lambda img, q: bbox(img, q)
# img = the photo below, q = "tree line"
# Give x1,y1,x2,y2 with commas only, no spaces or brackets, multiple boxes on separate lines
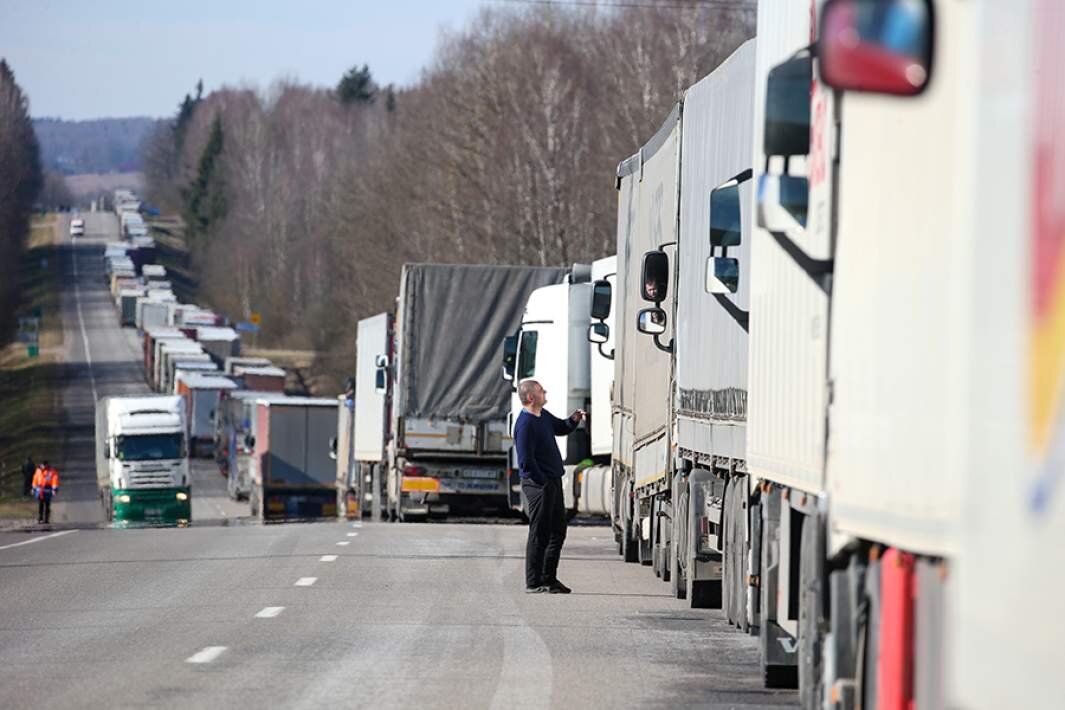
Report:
142,3,755,391
0,60,43,341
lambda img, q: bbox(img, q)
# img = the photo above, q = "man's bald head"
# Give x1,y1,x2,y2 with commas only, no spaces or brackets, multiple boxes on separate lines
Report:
518,379,543,406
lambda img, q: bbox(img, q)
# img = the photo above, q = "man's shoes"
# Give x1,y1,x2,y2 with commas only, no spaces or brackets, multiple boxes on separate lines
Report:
525,585,548,594
545,580,572,594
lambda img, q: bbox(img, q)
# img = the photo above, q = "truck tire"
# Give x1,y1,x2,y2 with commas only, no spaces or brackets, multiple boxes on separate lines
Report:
651,497,662,577
798,513,825,710
671,484,686,598
690,483,724,613
621,489,639,564
660,503,671,583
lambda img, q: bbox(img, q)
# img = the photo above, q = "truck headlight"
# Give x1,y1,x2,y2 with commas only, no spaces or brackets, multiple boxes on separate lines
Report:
175,492,188,501
116,494,131,503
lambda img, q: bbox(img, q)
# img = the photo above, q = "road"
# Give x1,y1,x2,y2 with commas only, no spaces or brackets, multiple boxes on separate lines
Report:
0,211,797,709
51,211,245,525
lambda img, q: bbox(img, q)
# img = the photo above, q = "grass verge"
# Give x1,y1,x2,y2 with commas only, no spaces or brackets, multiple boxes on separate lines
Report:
0,215,65,516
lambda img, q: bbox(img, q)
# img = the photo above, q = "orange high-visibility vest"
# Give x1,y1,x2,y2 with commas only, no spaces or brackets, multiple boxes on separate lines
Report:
32,467,59,497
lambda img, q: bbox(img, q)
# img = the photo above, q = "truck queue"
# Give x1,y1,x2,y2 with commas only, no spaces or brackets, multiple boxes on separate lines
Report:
90,2,1065,707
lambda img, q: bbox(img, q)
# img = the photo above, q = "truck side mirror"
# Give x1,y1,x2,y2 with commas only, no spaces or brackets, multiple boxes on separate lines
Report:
590,279,612,320
819,0,933,96
705,257,740,295
104,441,112,459
501,334,518,382
329,436,338,461
640,250,669,303
637,307,667,335
588,322,609,344
764,55,812,157
374,354,388,368
244,434,255,451
374,368,387,394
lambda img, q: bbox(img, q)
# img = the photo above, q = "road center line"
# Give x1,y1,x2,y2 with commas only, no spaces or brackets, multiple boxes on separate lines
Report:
0,529,77,551
336,541,350,546
70,244,98,402
186,646,227,664
255,606,285,618
319,554,337,562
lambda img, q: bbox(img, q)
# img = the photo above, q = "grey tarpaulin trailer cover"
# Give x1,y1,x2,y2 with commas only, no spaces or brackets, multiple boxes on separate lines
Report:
396,263,566,422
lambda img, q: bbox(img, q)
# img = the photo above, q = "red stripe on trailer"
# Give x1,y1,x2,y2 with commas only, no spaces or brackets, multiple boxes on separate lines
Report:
877,548,915,710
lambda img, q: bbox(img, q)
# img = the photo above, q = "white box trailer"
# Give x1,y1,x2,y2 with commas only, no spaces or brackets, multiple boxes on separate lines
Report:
175,373,237,458
224,356,271,375
142,264,167,282
194,326,240,365
164,353,213,395
138,299,170,332
948,3,1065,708
154,339,202,391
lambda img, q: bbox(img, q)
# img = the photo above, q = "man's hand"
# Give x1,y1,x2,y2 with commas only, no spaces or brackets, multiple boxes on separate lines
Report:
569,409,587,423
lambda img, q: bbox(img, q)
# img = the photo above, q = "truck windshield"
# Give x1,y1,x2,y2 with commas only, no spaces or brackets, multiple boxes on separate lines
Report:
116,433,184,461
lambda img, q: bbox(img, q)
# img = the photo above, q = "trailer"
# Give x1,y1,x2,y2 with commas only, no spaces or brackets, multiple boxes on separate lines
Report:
175,373,236,458
194,326,240,365
234,365,286,393
215,390,286,501
247,397,338,521
385,264,566,520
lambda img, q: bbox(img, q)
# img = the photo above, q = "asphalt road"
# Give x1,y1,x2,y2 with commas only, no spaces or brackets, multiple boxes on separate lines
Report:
50,212,246,525
0,211,798,709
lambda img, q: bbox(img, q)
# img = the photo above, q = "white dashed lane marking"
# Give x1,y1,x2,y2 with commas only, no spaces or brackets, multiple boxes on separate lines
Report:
186,646,227,664
255,607,285,619
295,577,318,586
336,541,350,546
319,555,337,562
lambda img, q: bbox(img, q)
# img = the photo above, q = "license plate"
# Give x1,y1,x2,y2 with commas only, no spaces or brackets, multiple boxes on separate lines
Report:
462,469,499,480
144,507,162,517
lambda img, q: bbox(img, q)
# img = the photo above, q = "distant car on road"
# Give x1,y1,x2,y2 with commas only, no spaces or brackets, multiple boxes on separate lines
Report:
70,218,85,237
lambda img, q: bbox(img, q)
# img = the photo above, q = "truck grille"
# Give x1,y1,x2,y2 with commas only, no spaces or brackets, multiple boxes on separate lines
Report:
129,469,175,487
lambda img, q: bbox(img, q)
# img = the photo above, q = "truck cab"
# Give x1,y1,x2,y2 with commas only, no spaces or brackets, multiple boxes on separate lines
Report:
503,266,592,512
96,395,191,524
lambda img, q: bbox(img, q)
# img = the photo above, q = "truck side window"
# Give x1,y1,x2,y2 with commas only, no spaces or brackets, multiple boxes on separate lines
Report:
517,331,538,380
710,182,742,247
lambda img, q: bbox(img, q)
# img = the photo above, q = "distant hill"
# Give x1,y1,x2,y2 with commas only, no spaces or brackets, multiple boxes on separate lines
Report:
33,117,163,175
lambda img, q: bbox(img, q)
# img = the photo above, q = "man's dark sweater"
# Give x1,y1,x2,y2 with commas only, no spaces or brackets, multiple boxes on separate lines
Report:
513,408,577,484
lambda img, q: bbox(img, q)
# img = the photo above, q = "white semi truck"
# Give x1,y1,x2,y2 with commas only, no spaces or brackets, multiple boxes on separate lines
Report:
502,259,614,517
95,395,191,524
340,312,393,520
604,2,1042,708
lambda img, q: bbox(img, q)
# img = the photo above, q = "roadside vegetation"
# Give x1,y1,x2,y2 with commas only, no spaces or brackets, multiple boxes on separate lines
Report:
140,2,756,391
0,216,63,518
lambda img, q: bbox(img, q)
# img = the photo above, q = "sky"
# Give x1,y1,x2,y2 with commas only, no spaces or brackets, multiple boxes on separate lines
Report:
0,0,490,120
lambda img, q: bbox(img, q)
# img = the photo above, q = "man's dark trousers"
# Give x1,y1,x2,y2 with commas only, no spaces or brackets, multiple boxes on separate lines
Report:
37,493,52,524
523,477,567,588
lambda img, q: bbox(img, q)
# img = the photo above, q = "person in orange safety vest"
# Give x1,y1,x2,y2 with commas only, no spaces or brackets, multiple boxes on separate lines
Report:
32,461,59,524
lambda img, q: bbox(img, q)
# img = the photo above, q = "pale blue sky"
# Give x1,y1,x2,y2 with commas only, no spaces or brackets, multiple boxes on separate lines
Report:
0,0,490,120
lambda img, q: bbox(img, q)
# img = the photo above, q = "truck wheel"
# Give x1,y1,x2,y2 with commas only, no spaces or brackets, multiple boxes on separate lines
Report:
621,494,639,564
686,515,722,608
660,506,671,583
671,478,687,598
798,514,825,710
651,498,662,577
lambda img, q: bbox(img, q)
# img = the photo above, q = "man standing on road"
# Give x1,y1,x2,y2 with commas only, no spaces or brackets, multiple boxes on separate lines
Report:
513,379,585,594
32,461,59,524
